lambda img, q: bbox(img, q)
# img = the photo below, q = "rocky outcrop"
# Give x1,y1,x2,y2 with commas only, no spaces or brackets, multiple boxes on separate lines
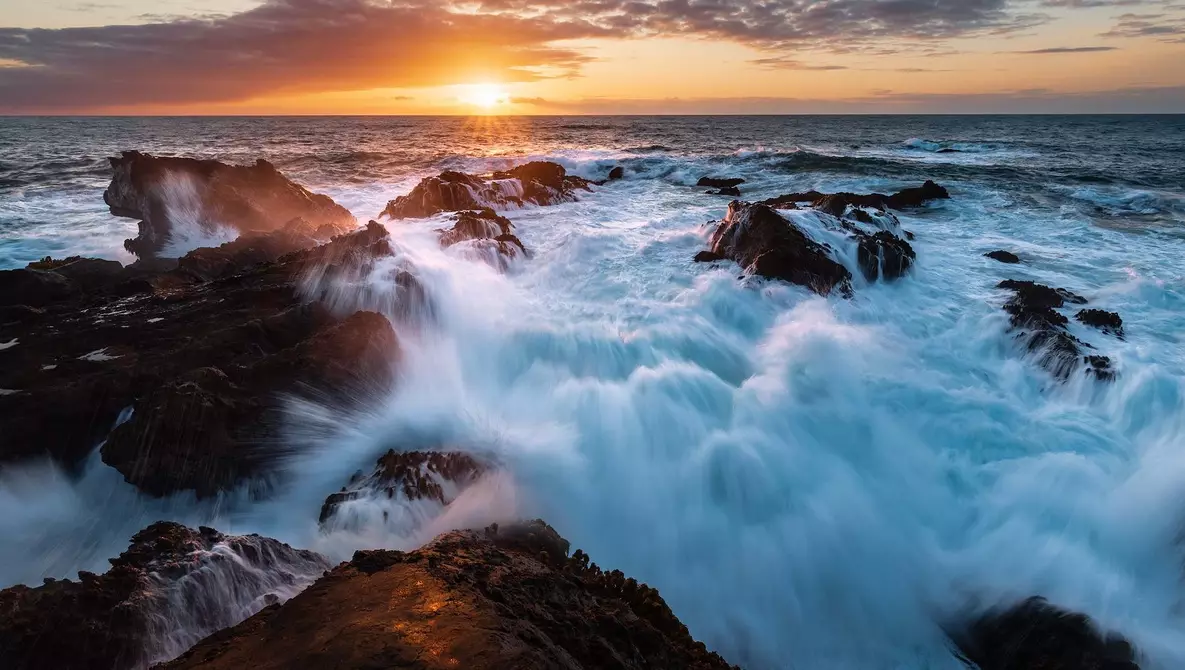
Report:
952,597,1139,670
608,166,625,181
856,230,916,281
435,209,529,271
160,520,737,670
998,280,1115,381
0,223,404,497
702,201,853,296
762,181,950,211
697,177,745,189
381,162,592,219
319,450,487,528
1076,309,1124,338
985,250,1021,264
0,522,329,670
105,151,355,258
709,186,742,197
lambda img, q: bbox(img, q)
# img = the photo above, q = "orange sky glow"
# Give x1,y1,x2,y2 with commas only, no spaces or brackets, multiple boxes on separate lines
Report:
2,1,1184,114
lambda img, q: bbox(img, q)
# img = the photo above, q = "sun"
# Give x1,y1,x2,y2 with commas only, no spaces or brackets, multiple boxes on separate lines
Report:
460,83,508,111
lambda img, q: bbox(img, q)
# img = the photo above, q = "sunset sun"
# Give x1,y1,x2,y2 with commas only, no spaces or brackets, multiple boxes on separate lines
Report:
460,83,508,111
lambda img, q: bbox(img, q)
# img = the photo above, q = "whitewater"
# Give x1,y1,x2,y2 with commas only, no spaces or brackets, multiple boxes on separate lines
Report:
2,115,1185,668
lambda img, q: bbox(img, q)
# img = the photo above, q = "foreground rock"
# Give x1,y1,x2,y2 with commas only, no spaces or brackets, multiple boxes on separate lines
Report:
436,209,529,271
319,450,488,529
381,161,592,219
998,279,1115,381
0,223,404,497
762,180,950,211
0,522,329,670
953,597,1139,670
105,151,355,258
160,520,737,670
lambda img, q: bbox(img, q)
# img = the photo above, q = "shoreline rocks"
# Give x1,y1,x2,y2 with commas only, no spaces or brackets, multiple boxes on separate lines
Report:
105,151,355,259
381,161,592,219
697,176,745,189
997,280,1116,381
762,181,950,211
985,250,1021,264
159,520,738,670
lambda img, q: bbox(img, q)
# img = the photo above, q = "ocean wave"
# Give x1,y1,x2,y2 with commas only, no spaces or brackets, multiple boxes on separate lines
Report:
903,138,998,154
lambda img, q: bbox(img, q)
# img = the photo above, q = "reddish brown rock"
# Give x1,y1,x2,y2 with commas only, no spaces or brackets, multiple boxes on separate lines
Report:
319,450,487,526
105,151,355,258
381,162,592,219
158,520,737,670
0,522,328,670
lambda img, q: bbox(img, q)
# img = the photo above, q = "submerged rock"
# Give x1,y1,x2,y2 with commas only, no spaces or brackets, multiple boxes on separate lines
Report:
952,597,1139,670
0,223,404,497
997,280,1113,381
985,250,1021,264
105,151,355,258
762,181,950,211
159,520,737,670
381,161,592,219
697,176,745,189
709,186,742,197
0,522,329,670
702,201,853,296
319,450,487,528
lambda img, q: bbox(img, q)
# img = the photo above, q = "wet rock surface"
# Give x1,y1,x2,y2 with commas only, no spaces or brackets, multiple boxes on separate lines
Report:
1077,308,1125,338
0,522,328,670
159,520,737,670
105,151,355,258
0,222,401,497
985,250,1021,264
997,279,1115,381
319,449,488,526
855,229,916,281
704,201,853,296
381,161,592,219
762,180,950,211
953,597,1139,670
697,176,745,189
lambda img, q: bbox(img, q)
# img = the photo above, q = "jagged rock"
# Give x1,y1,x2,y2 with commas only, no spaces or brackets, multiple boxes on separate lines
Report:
104,151,355,258
608,166,625,180
762,181,950,211
701,201,852,296
694,250,726,263
952,597,1138,670
1076,309,1124,338
318,450,487,526
0,522,328,670
997,280,1110,381
382,162,591,219
176,220,319,282
438,209,513,247
856,230,916,281
711,186,741,197
985,250,1021,264
158,520,737,670
0,268,79,307
697,176,745,189
0,223,405,497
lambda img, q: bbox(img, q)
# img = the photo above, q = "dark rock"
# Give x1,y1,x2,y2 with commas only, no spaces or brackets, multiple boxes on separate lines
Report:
105,151,355,258
712,186,742,197
953,597,1138,670
856,230,916,281
1076,309,1124,338
997,280,1107,381
438,208,514,248
158,520,737,670
608,166,625,180
0,223,404,497
318,450,487,526
0,268,78,307
697,177,745,189
0,522,328,670
702,201,852,296
694,250,726,263
1085,355,1117,381
762,181,950,212
985,250,1021,264
176,221,319,282
382,162,591,219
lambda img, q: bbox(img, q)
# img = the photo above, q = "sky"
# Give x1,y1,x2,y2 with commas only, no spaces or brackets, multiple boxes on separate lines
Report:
1,0,1184,114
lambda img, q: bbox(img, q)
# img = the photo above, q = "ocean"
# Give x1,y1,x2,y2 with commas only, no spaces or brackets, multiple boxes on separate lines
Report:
2,115,1185,668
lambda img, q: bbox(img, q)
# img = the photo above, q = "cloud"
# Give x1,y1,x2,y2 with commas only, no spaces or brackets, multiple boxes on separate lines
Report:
512,85,1185,114
1101,12,1185,41
1012,45,1118,52
0,0,606,111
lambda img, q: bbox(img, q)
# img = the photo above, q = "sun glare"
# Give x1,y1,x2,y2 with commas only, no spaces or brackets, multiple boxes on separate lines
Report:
460,83,508,111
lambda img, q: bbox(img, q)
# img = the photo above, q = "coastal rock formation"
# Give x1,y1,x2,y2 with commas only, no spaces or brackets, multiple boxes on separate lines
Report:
997,279,1115,381
105,151,355,258
0,223,403,497
0,522,329,670
953,597,1139,670
381,161,592,219
985,250,1021,264
856,229,916,281
160,520,737,670
702,201,853,296
1076,309,1125,338
762,180,950,211
319,450,488,528
709,186,742,197
697,176,745,189
608,166,625,180
436,209,529,271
